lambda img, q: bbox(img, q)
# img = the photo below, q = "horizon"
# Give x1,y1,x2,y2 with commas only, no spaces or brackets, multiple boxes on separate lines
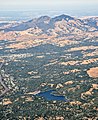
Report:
0,0,98,22
0,0,98,17
0,11,98,22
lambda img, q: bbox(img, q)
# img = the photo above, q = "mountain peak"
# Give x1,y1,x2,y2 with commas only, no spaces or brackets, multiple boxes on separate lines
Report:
52,14,74,22
37,16,50,22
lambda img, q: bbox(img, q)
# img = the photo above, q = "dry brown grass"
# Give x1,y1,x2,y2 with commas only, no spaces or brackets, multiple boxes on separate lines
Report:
87,67,98,78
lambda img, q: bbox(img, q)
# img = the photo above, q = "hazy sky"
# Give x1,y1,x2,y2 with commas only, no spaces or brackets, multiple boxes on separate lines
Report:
0,0,97,11
0,0,98,17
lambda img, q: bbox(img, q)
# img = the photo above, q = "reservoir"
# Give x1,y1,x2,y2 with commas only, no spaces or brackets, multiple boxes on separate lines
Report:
36,90,66,101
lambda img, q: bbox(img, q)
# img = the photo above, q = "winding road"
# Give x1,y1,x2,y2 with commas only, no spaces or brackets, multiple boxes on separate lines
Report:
0,60,9,97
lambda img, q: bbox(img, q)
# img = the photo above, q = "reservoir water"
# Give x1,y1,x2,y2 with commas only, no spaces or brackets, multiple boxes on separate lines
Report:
36,90,66,101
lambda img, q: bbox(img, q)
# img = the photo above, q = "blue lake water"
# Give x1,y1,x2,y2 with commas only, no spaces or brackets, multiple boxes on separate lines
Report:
36,90,66,101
